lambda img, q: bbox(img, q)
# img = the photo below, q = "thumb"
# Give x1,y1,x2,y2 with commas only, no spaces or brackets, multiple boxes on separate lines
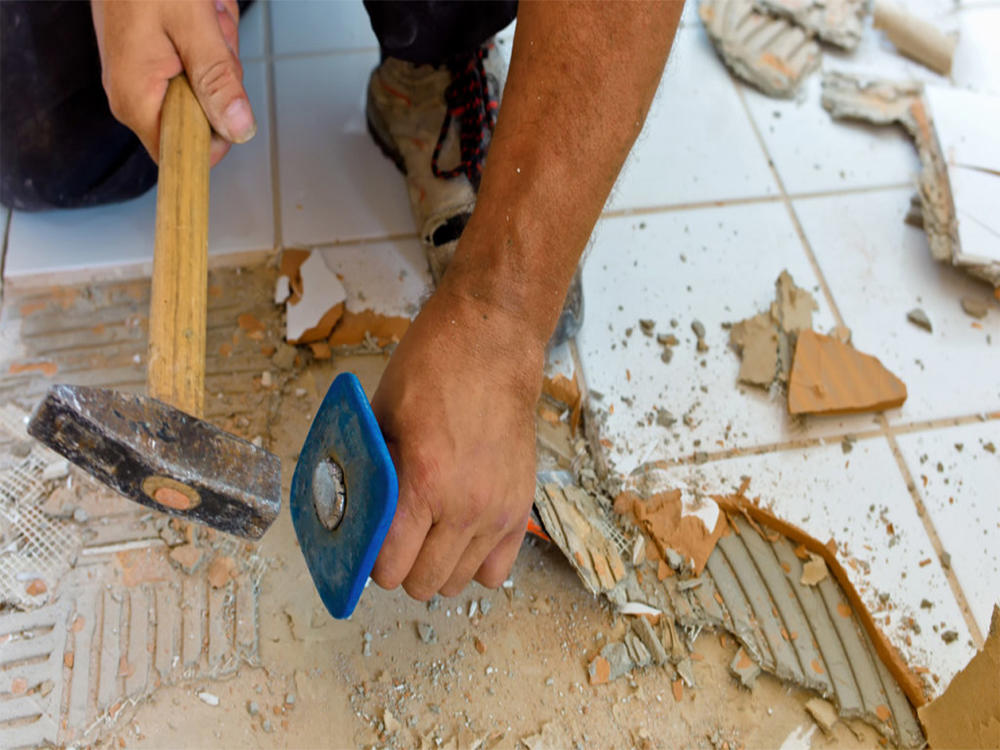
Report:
168,4,256,145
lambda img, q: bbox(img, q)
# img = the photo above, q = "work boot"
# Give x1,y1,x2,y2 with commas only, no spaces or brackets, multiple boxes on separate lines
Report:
366,42,504,284
366,41,584,346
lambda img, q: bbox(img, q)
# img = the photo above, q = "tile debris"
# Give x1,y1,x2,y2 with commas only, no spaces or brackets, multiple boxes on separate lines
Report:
906,308,932,333
729,270,817,390
757,0,866,50
872,0,956,75
787,329,907,415
535,472,926,748
821,73,1000,288
699,0,821,98
960,297,989,319
917,605,1000,750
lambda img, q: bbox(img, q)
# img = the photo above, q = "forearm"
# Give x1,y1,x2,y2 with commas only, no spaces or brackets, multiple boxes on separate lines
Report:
446,0,683,346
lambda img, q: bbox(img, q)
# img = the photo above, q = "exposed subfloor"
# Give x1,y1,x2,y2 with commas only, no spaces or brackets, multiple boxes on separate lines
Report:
0,268,888,749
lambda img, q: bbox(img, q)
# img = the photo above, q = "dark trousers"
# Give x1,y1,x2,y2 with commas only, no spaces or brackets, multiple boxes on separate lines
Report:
0,1,517,211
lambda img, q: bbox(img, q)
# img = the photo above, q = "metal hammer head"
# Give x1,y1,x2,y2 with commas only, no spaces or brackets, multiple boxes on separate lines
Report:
290,373,397,619
28,384,281,540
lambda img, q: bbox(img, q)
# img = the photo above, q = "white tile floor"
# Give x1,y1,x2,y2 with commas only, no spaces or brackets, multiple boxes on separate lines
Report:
2,0,997,695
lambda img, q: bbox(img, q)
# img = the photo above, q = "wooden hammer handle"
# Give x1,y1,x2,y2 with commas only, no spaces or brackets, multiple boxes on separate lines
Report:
148,75,211,418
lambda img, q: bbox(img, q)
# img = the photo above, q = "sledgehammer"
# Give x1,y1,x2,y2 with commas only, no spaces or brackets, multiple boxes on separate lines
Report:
28,76,281,539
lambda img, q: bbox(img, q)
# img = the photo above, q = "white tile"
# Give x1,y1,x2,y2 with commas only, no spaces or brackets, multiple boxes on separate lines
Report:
653,438,976,691
5,63,274,278
952,6,1000,95
270,0,376,56
317,237,431,317
608,28,778,212
239,0,267,60
897,422,1000,637
741,73,921,194
274,51,413,247
577,204,876,477
794,189,1000,423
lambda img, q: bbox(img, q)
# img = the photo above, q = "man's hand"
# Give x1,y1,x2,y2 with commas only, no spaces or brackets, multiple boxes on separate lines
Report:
90,0,255,166
369,273,545,599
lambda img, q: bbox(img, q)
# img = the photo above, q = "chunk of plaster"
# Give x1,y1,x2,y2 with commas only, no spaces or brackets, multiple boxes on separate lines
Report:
788,330,907,415
285,251,347,345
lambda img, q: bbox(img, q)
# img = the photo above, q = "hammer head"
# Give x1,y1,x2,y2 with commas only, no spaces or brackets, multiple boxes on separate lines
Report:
28,384,281,540
291,373,397,619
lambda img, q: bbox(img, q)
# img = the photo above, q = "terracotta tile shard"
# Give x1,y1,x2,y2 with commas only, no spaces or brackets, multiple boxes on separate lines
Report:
875,704,892,722
788,330,907,415
237,313,266,334
64,651,75,668
617,488,726,576
918,605,1000,750
9,361,58,377
699,0,820,98
309,341,332,360
473,637,486,655
208,556,237,588
25,578,47,596
672,678,683,702
327,309,409,348
285,251,347,345
588,656,611,685
168,543,203,574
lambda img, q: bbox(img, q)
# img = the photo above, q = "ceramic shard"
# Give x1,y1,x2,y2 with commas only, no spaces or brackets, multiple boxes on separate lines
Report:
699,0,821,98
756,0,866,50
821,73,1000,287
280,250,347,345
788,329,907,415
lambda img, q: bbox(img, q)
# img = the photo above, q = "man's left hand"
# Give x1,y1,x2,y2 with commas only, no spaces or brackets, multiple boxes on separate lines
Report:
369,275,545,600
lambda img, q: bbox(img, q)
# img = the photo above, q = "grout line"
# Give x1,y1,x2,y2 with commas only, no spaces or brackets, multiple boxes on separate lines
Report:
264,47,379,63
0,209,13,307
888,411,1000,436
599,182,914,222
731,79,847,330
879,415,986,647
632,425,887,473
263,0,283,252
299,231,419,250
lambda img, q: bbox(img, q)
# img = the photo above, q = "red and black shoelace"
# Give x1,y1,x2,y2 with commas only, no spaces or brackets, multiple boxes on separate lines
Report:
430,44,499,190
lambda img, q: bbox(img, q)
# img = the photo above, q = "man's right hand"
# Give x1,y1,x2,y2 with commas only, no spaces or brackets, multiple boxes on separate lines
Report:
90,0,256,166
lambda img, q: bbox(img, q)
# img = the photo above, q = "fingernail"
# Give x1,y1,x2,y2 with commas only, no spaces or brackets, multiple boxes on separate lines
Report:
223,98,256,144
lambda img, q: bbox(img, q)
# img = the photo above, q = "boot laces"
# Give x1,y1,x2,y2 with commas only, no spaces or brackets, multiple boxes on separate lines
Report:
431,45,498,189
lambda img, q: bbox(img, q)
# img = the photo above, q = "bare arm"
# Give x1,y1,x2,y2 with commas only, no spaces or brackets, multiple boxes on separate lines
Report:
371,1,683,599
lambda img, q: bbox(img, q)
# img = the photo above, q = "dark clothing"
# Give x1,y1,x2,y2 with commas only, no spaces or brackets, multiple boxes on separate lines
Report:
0,0,517,211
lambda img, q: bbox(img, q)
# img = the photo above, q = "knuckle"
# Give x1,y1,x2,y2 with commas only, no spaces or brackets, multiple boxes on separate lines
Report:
193,58,240,100
402,578,436,602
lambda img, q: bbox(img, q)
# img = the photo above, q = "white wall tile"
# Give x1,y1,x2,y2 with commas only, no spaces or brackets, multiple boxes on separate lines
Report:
577,204,876,477
270,0,376,56
274,51,413,247
608,28,778,212
5,62,274,278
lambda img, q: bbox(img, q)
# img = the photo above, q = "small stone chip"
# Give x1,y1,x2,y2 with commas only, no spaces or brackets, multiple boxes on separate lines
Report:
247,701,260,716
417,622,437,644
639,319,656,335
960,297,989,319
941,630,958,644
479,597,492,616
907,308,933,332
197,691,220,706
691,320,706,339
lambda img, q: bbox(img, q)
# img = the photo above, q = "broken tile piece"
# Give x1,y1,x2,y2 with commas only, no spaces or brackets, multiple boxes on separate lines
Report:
207,556,236,588
729,271,818,389
800,552,829,586
756,0,866,49
805,697,839,734
284,251,347,345
787,330,907,416
906,308,932,332
730,646,762,688
616,488,726,576
168,544,203,574
699,0,821,98
918,605,1000,750
961,297,989,320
